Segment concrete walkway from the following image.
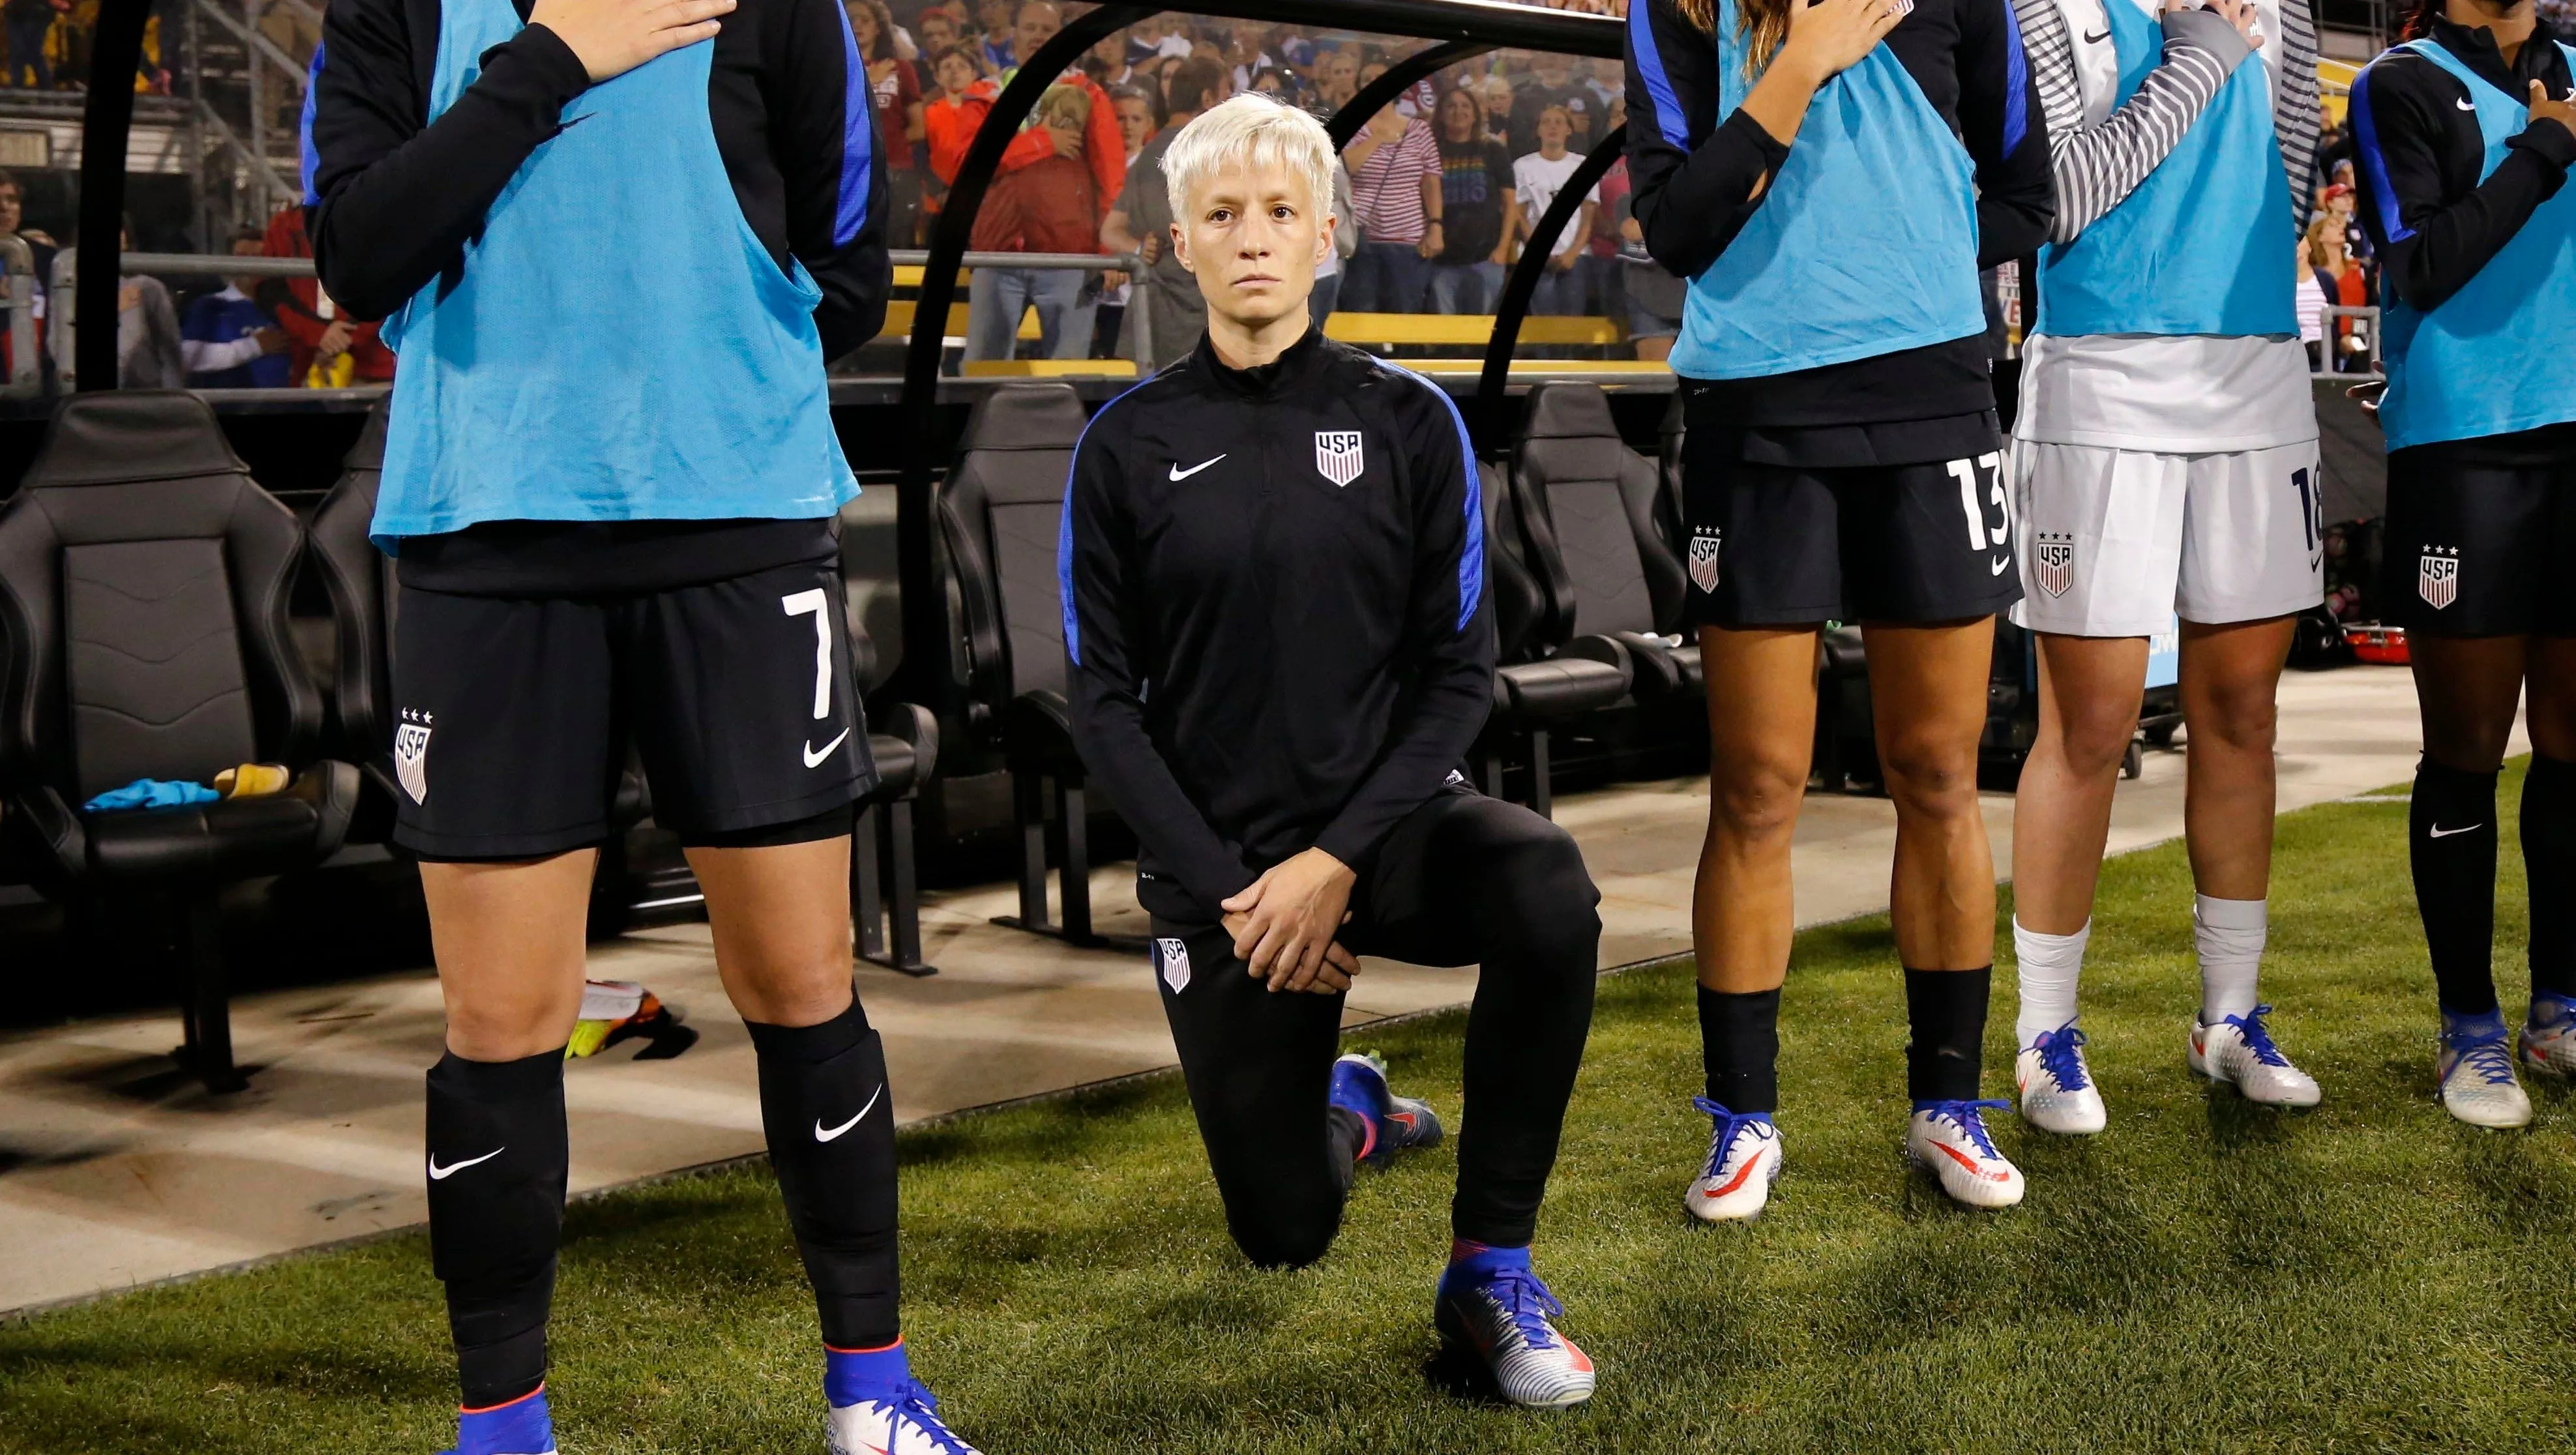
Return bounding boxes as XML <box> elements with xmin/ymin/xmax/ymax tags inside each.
<box><xmin>0</xmin><ymin>665</ymin><xmax>2459</xmax><ymax>1314</ymax></box>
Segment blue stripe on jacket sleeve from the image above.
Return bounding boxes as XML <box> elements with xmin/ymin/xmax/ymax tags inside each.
<box><xmin>300</xmin><ymin>41</ymin><xmax>326</xmax><ymax>205</ymax></box>
<box><xmin>1371</xmin><ymin>359</ymin><xmax>1486</xmax><ymax>636</ymax></box>
<box><xmin>2350</xmin><ymin>58</ymin><xmax>2416</xmax><ymax>244</ymax></box>
<box><xmin>1629</xmin><ymin>0</ymin><xmax>1691</xmax><ymax>146</ymax></box>
<box><xmin>1057</xmin><ymin>378</ymin><xmax>1159</xmax><ymax>669</ymax></box>
<box><xmin>834</xmin><ymin>5</ymin><xmax>876</xmax><ymax>248</ymax></box>
<box><xmin>2000</xmin><ymin>0</ymin><xmax>2030</xmax><ymax>160</ymax></box>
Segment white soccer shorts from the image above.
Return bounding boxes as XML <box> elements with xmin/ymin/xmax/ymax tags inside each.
<box><xmin>2011</xmin><ymin>439</ymin><xmax>2326</xmax><ymax>637</ymax></box>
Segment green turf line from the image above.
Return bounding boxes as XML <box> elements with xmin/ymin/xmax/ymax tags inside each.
<box><xmin>6</xmin><ymin>768</ymin><xmax>2572</xmax><ymax>1454</ymax></box>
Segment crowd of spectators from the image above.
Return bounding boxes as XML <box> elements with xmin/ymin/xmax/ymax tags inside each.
<box><xmin>0</xmin><ymin>1</ymin><xmax>2399</xmax><ymax>381</ymax></box>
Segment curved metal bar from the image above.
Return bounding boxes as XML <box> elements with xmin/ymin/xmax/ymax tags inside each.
<box><xmin>1177</xmin><ymin>0</ymin><xmax>1617</xmax><ymax>57</ymax></box>
<box><xmin>1325</xmin><ymin>38</ymin><xmax>1492</xmax><ymax>149</ymax></box>
<box><xmin>76</xmin><ymin>0</ymin><xmax>154</xmax><ymax>392</ymax></box>
<box><xmin>895</xmin><ymin>3</ymin><xmax>1146</xmax><ymax>707</ymax></box>
<box><xmin>1473</xmin><ymin>123</ymin><xmax>1626</xmax><ymax>453</ymax></box>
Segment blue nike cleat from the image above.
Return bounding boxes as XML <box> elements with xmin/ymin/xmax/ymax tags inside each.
<box><xmin>440</xmin><ymin>1387</ymin><xmax>554</xmax><ymax>1455</ymax></box>
<box><xmin>1329</xmin><ymin>1050</ymin><xmax>1443</xmax><ymax>1166</ymax></box>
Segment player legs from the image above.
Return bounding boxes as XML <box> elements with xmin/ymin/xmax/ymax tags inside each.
<box><xmin>1344</xmin><ymin>789</ymin><xmax>1601</xmax><ymax>1407</ymax></box>
<box><xmin>1865</xmin><ymin>619</ymin><xmax>2024</xmax><ymax>1209</ymax></box>
<box><xmin>1685</xmin><ymin>625</ymin><xmax>1818</xmax><ymax>1222</ymax></box>
<box><xmin>421</xmin><ymin>854</ymin><xmax>594</xmax><ymax>1455</ymax></box>
<box><xmin>2174</xmin><ymin>615</ymin><xmax>2320</xmax><ymax>1106</ymax></box>
<box><xmin>2385</xmin><ymin>448</ymin><xmax>2576</xmax><ymax>1128</ymax></box>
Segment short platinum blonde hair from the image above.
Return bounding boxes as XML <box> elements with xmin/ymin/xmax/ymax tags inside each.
<box><xmin>1161</xmin><ymin>92</ymin><xmax>1337</xmax><ymax>224</ymax></box>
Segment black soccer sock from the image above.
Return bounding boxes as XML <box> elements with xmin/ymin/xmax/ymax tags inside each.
<box><xmin>2524</xmin><ymin>755</ymin><xmax>2576</xmax><ymax>1001</ymax></box>
<box><xmin>747</xmin><ymin>998</ymin><xmax>900</xmax><ymax>1350</ymax></box>
<box><xmin>1903</xmin><ymin>967</ymin><xmax>1992</xmax><ymax>1104</ymax></box>
<box><xmin>426</xmin><ymin>1048</ymin><xmax>569</xmax><ymax>1410</ymax></box>
<box><xmin>1697</xmin><ymin>985</ymin><xmax>1781</xmax><ymax>1114</ymax></box>
<box><xmin>2412</xmin><ymin>759</ymin><xmax>2502</xmax><ymax>1017</ymax></box>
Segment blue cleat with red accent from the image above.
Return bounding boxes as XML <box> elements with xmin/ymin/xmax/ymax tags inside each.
<box><xmin>1329</xmin><ymin>1051</ymin><xmax>1443</xmax><ymax>1167</ymax></box>
<box><xmin>440</xmin><ymin>1387</ymin><xmax>554</xmax><ymax>1455</ymax></box>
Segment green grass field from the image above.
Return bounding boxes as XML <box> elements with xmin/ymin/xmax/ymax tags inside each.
<box><xmin>7</xmin><ymin>769</ymin><xmax>2574</xmax><ymax>1454</ymax></box>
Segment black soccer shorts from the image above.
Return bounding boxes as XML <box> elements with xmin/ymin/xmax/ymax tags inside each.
<box><xmin>389</xmin><ymin>557</ymin><xmax>875</xmax><ymax>860</ymax></box>
<box><xmin>2384</xmin><ymin>439</ymin><xmax>2576</xmax><ymax>638</ymax></box>
<box><xmin>1679</xmin><ymin>415</ymin><xmax>2025</xmax><ymax>628</ymax></box>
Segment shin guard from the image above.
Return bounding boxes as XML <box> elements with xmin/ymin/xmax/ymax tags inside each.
<box><xmin>426</xmin><ymin>1048</ymin><xmax>569</xmax><ymax>1411</ymax></box>
<box><xmin>748</xmin><ymin>1000</ymin><xmax>900</xmax><ymax>1349</ymax></box>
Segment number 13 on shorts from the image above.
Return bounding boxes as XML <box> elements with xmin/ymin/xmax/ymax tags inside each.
<box><xmin>1947</xmin><ymin>452</ymin><xmax>2012</xmax><ymax>572</ymax></box>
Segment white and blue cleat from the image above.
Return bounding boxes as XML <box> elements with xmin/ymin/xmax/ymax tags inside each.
<box><xmin>1434</xmin><ymin>1246</ymin><xmax>1597</xmax><ymax>1409</ymax></box>
<box><xmin>1330</xmin><ymin>1051</ymin><xmax>1443</xmax><ymax>1166</ymax></box>
<box><xmin>2519</xmin><ymin>994</ymin><xmax>2576</xmax><ymax>1081</ymax></box>
<box><xmin>825</xmin><ymin>1342</ymin><xmax>982</xmax><ymax>1455</ymax></box>
<box><xmin>2440</xmin><ymin>1016</ymin><xmax>2533</xmax><ymax>1130</ymax></box>
<box><xmin>1684</xmin><ymin>1098</ymin><xmax>1781</xmax><ymax>1222</ymax></box>
<box><xmin>2015</xmin><ymin>1021</ymin><xmax>2107</xmax><ymax>1135</ymax></box>
<box><xmin>442</xmin><ymin>1387</ymin><xmax>554</xmax><ymax>1455</ymax></box>
<box><xmin>2189</xmin><ymin>1005</ymin><xmax>2322</xmax><ymax>1107</ymax></box>
<box><xmin>1906</xmin><ymin>1100</ymin><xmax>2024</xmax><ymax>1209</ymax></box>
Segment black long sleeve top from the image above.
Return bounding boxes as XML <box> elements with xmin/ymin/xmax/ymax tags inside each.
<box><xmin>1061</xmin><ymin>331</ymin><xmax>1496</xmax><ymax>925</ymax></box>
<box><xmin>2350</xmin><ymin>15</ymin><xmax>2576</xmax><ymax>313</ymax></box>
<box><xmin>304</xmin><ymin>0</ymin><xmax>887</xmax><ymax>359</ymax></box>
<box><xmin>1625</xmin><ymin>0</ymin><xmax>2054</xmax><ymax>436</ymax></box>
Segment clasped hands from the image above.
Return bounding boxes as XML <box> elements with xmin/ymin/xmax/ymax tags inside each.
<box><xmin>1221</xmin><ymin>847</ymin><xmax>1363</xmax><ymax>995</ymax></box>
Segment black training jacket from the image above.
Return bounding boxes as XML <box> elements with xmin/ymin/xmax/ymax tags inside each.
<box><xmin>1061</xmin><ymin>331</ymin><xmax>1497</xmax><ymax>925</ymax></box>
<box><xmin>1623</xmin><ymin>0</ymin><xmax>2053</xmax><ymax>432</ymax></box>
<box><xmin>2351</xmin><ymin>16</ymin><xmax>2576</xmax><ymax>313</ymax></box>
<box><xmin>304</xmin><ymin>0</ymin><xmax>887</xmax><ymax>359</ymax></box>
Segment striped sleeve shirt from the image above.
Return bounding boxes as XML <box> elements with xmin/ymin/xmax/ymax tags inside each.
<box><xmin>1346</xmin><ymin>119</ymin><xmax>1442</xmax><ymax>246</ymax></box>
<box><xmin>2013</xmin><ymin>0</ymin><xmax>2320</xmax><ymax>244</ymax></box>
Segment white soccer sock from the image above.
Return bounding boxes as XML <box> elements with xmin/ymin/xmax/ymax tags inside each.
<box><xmin>2013</xmin><ymin>917</ymin><xmax>2089</xmax><ymax>1049</ymax></box>
<box><xmin>2195</xmin><ymin>894</ymin><xmax>2267</xmax><ymax>1024</ymax></box>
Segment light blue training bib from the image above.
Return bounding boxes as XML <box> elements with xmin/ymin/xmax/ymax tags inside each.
<box><xmin>2369</xmin><ymin>37</ymin><xmax>2576</xmax><ymax>450</ymax></box>
<box><xmin>2037</xmin><ymin>0</ymin><xmax>2296</xmax><ymax>337</ymax></box>
<box><xmin>372</xmin><ymin>0</ymin><xmax>858</xmax><ymax>547</ymax></box>
<box><xmin>1668</xmin><ymin>0</ymin><xmax>1989</xmax><ymax>380</ymax></box>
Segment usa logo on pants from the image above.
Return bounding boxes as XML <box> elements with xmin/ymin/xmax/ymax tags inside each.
<box><xmin>1688</xmin><ymin>528</ymin><xmax>1721</xmax><ymax>593</ymax></box>
<box><xmin>2033</xmin><ymin>533</ymin><xmax>2075</xmax><ymax>598</ymax></box>
<box><xmin>2418</xmin><ymin>548</ymin><xmax>2459</xmax><ymax>611</ymax></box>
<box><xmin>1155</xmin><ymin>937</ymin><xmax>1192</xmax><ymax>993</ymax></box>
<box><xmin>1314</xmin><ymin>430</ymin><xmax>1365</xmax><ymax>487</ymax></box>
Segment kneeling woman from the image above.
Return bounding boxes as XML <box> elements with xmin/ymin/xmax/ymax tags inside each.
<box><xmin>2352</xmin><ymin>0</ymin><xmax>2576</xmax><ymax>1128</ymax></box>
<box><xmin>1626</xmin><ymin>0</ymin><xmax>2052</xmax><ymax>1211</ymax></box>
<box><xmin>1061</xmin><ymin>96</ymin><xmax>1605</xmax><ymax>1407</ymax></box>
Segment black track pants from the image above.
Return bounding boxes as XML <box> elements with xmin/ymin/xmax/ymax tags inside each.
<box><xmin>1152</xmin><ymin>788</ymin><xmax>1600</xmax><ymax>1268</ymax></box>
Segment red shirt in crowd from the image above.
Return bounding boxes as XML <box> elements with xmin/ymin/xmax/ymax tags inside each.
<box><xmin>962</xmin><ymin>69</ymin><xmax>1125</xmax><ymax>223</ymax></box>
<box><xmin>263</xmin><ymin>205</ymin><xmax>395</xmax><ymax>383</ymax></box>
<box><xmin>970</xmin><ymin>153</ymin><xmax>1100</xmax><ymax>256</ymax></box>
<box><xmin>867</xmin><ymin>56</ymin><xmax>919</xmax><ymax>172</ymax></box>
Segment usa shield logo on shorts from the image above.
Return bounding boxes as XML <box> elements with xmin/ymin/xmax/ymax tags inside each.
<box><xmin>393</xmin><ymin>711</ymin><xmax>433</xmax><ymax>805</ymax></box>
<box><xmin>2034</xmin><ymin>533</ymin><xmax>2075</xmax><ymax>598</ymax></box>
<box><xmin>1314</xmin><ymin>430</ymin><xmax>1365</xmax><ymax>487</ymax></box>
<box><xmin>1155</xmin><ymin>936</ymin><xmax>1191</xmax><ymax>993</ymax></box>
<box><xmin>2418</xmin><ymin>548</ymin><xmax>2459</xmax><ymax>611</ymax></box>
<box><xmin>1688</xmin><ymin>528</ymin><xmax>1721</xmax><ymax>593</ymax></box>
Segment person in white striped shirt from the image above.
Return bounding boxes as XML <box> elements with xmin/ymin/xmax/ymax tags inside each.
<box><xmin>2006</xmin><ymin>0</ymin><xmax>2331</xmax><ymax>1136</ymax></box>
